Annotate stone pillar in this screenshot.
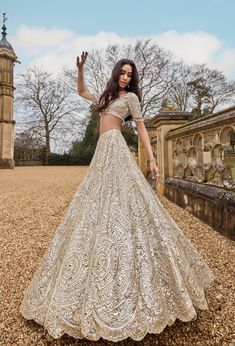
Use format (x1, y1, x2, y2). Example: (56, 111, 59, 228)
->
(0, 14, 18, 169)
(138, 121, 156, 176)
(139, 110, 190, 194)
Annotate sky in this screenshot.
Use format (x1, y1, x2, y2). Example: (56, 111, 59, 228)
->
(2, 0, 235, 80)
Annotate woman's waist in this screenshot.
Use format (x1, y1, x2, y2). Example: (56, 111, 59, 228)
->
(99, 112, 123, 135)
(100, 111, 124, 122)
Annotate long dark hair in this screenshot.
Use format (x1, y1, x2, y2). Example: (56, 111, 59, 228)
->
(95, 59, 141, 121)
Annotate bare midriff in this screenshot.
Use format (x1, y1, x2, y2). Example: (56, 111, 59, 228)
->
(99, 112, 123, 136)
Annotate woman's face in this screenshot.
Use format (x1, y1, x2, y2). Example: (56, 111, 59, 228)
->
(118, 64, 132, 90)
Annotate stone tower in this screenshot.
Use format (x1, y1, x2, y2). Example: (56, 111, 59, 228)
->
(0, 14, 18, 169)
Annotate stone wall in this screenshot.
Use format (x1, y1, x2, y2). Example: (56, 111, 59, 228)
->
(164, 178, 235, 240)
(140, 105, 235, 238)
(165, 106, 235, 191)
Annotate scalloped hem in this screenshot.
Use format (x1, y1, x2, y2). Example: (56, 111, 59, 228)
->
(21, 307, 197, 342)
(20, 275, 215, 343)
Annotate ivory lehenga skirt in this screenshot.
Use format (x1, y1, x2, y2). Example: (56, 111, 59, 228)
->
(20, 128, 215, 342)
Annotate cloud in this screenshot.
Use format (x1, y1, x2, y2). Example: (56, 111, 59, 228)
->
(152, 30, 221, 65)
(10, 25, 235, 80)
(213, 49, 235, 80)
(11, 26, 136, 74)
(11, 25, 76, 54)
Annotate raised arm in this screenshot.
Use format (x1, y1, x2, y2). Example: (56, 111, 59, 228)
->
(76, 51, 99, 104)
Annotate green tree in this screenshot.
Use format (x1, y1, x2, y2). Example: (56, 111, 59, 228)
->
(187, 64, 235, 119)
(187, 76, 211, 119)
(69, 106, 99, 164)
(122, 123, 138, 150)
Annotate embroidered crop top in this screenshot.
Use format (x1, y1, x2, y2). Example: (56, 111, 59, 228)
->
(90, 92, 144, 124)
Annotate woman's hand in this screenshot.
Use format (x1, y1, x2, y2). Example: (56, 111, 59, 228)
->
(76, 51, 88, 71)
(150, 161, 160, 184)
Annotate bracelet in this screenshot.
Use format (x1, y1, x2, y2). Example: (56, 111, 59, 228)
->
(149, 158, 156, 163)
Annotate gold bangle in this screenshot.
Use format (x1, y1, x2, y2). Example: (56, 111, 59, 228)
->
(149, 158, 156, 163)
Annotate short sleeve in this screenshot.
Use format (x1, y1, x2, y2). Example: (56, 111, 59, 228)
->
(128, 93, 143, 122)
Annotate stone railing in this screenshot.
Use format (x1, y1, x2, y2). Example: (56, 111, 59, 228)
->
(165, 106, 235, 191)
(139, 105, 235, 239)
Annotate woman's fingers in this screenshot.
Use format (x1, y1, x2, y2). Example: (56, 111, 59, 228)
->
(152, 169, 159, 176)
(151, 167, 160, 184)
(81, 51, 88, 63)
(76, 51, 88, 68)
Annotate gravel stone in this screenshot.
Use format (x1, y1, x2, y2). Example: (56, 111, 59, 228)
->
(0, 166, 234, 345)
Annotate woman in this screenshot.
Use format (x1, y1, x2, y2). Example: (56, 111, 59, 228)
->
(20, 52, 215, 342)
(76, 52, 160, 184)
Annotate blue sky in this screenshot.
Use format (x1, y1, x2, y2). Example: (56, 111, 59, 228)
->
(2, 0, 235, 79)
(4, 0, 235, 44)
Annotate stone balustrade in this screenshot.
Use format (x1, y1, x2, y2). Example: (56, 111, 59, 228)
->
(139, 105, 235, 239)
(165, 106, 235, 191)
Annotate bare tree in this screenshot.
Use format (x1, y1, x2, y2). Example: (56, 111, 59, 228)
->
(132, 40, 175, 116)
(164, 62, 192, 111)
(64, 48, 110, 95)
(164, 63, 235, 117)
(187, 64, 235, 117)
(65, 40, 235, 124)
(64, 39, 174, 118)
(15, 66, 86, 164)
(14, 131, 43, 150)
(14, 132, 44, 163)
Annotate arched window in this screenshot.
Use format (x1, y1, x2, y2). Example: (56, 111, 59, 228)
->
(230, 131, 235, 150)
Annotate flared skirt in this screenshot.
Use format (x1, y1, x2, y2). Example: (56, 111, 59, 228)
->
(20, 128, 215, 342)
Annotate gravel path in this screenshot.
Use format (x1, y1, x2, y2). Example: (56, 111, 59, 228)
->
(0, 166, 234, 346)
